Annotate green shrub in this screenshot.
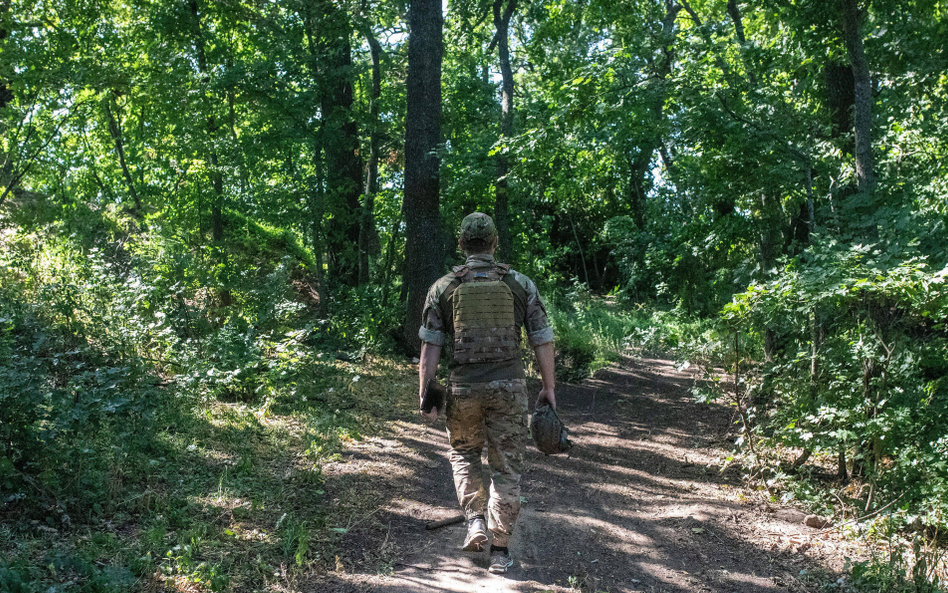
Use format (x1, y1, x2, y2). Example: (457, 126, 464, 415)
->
(0, 234, 167, 514)
(724, 240, 948, 529)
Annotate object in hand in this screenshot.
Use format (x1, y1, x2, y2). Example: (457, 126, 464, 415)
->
(530, 403, 573, 455)
(421, 378, 446, 414)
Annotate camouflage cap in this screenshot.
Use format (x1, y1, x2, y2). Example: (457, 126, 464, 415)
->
(459, 212, 497, 242)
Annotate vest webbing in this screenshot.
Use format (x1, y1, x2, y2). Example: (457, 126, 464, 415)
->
(444, 263, 524, 365)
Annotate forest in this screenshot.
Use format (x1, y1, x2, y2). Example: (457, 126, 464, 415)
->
(1, 0, 947, 590)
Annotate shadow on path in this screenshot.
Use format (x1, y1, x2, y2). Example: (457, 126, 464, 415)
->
(311, 356, 835, 593)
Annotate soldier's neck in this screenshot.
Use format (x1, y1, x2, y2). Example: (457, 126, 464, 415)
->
(465, 253, 497, 265)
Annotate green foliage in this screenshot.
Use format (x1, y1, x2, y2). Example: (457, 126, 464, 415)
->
(278, 514, 312, 567)
(845, 528, 948, 593)
(3, 0, 948, 587)
(722, 239, 948, 528)
(0, 554, 136, 593)
(0, 228, 168, 515)
(602, 214, 756, 314)
(547, 283, 715, 381)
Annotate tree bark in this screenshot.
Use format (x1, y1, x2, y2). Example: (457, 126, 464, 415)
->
(492, 0, 516, 263)
(726, 0, 746, 43)
(840, 0, 874, 199)
(824, 62, 856, 155)
(0, 0, 14, 189)
(359, 23, 383, 285)
(188, 0, 225, 243)
(0, 0, 10, 113)
(403, 0, 444, 354)
(302, 0, 363, 286)
(626, 151, 649, 230)
(310, 145, 326, 290)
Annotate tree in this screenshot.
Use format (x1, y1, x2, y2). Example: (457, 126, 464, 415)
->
(402, 0, 444, 353)
(490, 0, 516, 262)
(301, 0, 364, 286)
(358, 13, 384, 285)
(187, 0, 226, 243)
(840, 0, 874, 200)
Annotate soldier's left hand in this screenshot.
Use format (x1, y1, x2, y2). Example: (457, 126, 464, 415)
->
(538, 386, 556, 409)
(421, 407, 439, 422)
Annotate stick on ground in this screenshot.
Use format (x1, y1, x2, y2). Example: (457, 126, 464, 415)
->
(425, 514, 465, 530)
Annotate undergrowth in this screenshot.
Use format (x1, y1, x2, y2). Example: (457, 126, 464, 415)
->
(0, 204, 418, 592)
(670, 242, 948, 593)
(546, 282, 715, 381)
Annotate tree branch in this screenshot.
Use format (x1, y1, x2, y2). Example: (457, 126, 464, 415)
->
(716, 94, 808, 164)
(0, 98, 82, 208)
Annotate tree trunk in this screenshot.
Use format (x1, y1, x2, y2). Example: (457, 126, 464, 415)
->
(0, 0, 14, 191)
(359, 23, 383, 285)
(302, 0, 363, 286)
(381, 217, 401, 307)
(626, 1, 680, 229)
(824, 62, 855, 153)
(492, 0, 516, 263)
(758, 193, 784, 275)
(104, 94, 142, 215)
(188, 0, 225, 243)
(627, 151, 649, 230)
(0, 0, 10, 113)
(840, 0, 874, 199)
(403, 0, 444, 355)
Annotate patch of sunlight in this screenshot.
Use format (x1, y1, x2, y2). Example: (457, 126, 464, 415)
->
(528, 509, 655, 549)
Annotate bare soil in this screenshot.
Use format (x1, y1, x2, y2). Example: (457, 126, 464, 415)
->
(310, 356, 861, 593)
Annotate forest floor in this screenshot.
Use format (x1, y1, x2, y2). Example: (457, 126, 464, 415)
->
(306, 355, 868, 593)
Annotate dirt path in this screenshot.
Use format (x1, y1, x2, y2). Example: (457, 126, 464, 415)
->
(313, 356, 850, 593)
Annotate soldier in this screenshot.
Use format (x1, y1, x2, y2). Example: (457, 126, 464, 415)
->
(418, 212, 556, 575)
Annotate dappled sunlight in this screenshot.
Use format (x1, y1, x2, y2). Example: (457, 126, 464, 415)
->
(301, 355, 859, 592)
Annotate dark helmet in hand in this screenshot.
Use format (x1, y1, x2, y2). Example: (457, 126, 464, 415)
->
(530, 403, 573, 455)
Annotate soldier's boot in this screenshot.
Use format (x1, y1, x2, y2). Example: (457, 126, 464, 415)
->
(462, 515, 489, 552)
(488, 546, 513, 574)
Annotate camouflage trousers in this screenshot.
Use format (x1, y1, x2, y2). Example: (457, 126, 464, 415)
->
(445, 378, 528, 548)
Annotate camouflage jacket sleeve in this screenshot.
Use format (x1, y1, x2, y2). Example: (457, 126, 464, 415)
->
(510, 271, 555, 348)
(418, 273, 455, 346)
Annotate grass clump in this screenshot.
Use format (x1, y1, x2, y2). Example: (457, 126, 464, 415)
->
(546, 282, 714, 381)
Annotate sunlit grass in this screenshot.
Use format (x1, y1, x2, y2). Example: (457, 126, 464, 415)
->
(0, 352, 420, 592)
(546, 286, 716, 380)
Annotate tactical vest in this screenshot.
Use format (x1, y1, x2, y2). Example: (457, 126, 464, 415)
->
(448, 263, 521, 365)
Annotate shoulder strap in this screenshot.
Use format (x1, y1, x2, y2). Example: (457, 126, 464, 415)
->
(501, 271, 528, 306)
(439, 275, 463, 333)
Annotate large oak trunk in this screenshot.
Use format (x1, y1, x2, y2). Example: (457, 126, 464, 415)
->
(402, 0, 444, 354)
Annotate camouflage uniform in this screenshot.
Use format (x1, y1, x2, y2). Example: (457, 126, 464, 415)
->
(419, 252, 553, 547)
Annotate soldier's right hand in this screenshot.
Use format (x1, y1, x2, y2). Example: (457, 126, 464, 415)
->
(421, 407, 439, 422)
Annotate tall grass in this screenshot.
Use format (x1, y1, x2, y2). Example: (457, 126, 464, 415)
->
(545, 284, 715, 381)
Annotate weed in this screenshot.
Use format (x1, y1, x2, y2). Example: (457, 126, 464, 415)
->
(279, 515, 312, 566)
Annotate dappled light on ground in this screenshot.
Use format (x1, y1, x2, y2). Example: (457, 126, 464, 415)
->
(309, 356, 858, 593)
